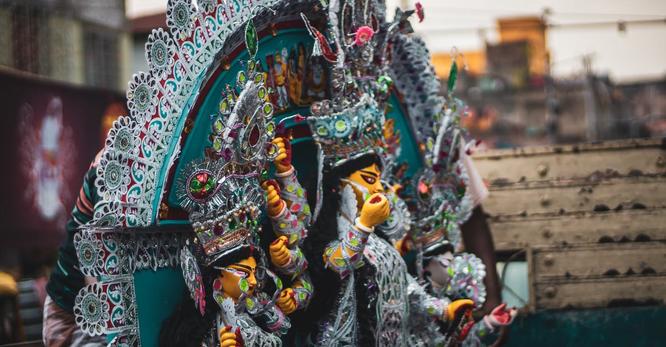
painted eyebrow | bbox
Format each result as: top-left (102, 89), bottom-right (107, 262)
top-left (230, 264), bottom-right (254, 272)
top-left (359, 170), bottom-right (378, 177)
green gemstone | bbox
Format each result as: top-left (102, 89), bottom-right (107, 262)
top-left (299, 292), bottom-right (306, 300)
top-left (276, 278), bottom-right (283, 290)
top-left (229, 219), bottom-right (237, 229)
top-left (190, 178), bottom-right (202, 191)
top-left (214, 119), bottom-right (224, 133)
top-left (317, 126), bottom-right (328, 136)
top-left (248, 60), bottom-right (255, 72)
top-left (237, 70), bottom-right (247, 84)
top-left (204, 177), bottom-right (215, 191)
top-left (448, 60), bottom-right (458, 94)
top-left (219, 100), bottom-right (228, 113)
top-left (266, 122), bottom-right (275, 134)
top-left (213, 137), bottom-right (223, 151)
top-left (263, 103), bottom-right (273, 115)
top-left (245, 297), bottom-right (255, 309)
top-left (258, 87), bottom-right (266, 99)
top-left (335, 120), bottom-right (347, 132)
top-left (254, 73), bottom-right (263, 83)
top-left (239, 278), bottom-right (249, 292)
top-left (245, 19), bottom-right (258, 57)
top-left (303, 281), bottom-right (312, 291)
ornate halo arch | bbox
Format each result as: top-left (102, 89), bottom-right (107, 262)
top-left (74, 1), bottom-right (324, 346)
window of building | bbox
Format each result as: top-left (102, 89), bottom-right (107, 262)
top-left (83, 27), bottom-right (120, 90)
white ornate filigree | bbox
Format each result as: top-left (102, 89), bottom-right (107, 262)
top-left (364, 234), bottom-right (410, 347)
top-left (92, 0), bottom-right (287, 229)
top-left (145, 28), bottom-right (176, 79)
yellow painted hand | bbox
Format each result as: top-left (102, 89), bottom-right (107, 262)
top-left (269, 236), bottom-right (292, 268)
top-left (359, 193), bottom-right (390, 228)
top-left (219, 326), bottom-right (239, 347)
top-left (272, 137), bottom-right (292, 173)
top-left (446, 299), bottom-right (475, 322)
top-left (263, 182), bottom-right (284, 217)
top-left (276, 288), bottom-right (297, 315)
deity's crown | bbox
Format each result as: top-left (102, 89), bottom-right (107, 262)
top-left (306, 94), bottom-right (386, 167)
top-left (175, 63), bottom-right (276, 265)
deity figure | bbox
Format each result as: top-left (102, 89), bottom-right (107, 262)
top-left (288, 44), bottom-right (307, 105)
top-left (297, 94), bottom-right (473, 347)
top-left (160, 67), bottom-right (291, 347)
top-left (272, 51), bottom-right (290, 111)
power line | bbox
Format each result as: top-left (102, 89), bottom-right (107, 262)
top-left (426, 4), bottom-right (666, 19)
top-left (423, 17), bottom-right (666, 35)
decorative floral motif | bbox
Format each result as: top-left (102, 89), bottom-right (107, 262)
top-left (415, 2), bottom-right (425, 23)
top-left (146, 28), bottom-right (176, 78)
top-left (105, 116), bottom-right (138, 157)
top-left (126, 72), bottom-right (157, 124)
top-left (166, 0), bottom-right (196, 39)
top-left (74, 283), bottom-right (110, 336)
top-left (95, 152), bottom-right (130, 202)
top-left (75, 234), bottom-right (104, 277)
top-left (354, 26), bottom-right (375, 46)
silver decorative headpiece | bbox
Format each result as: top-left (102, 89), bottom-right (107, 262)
top-left (175, 66), bottom-right (276, 265)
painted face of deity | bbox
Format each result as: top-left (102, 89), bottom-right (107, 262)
top-left (217, 256), bottom-right (258, 300)
top-left (343, 163), bottom-right (384, 207)
top-left (424, 252), bottom-right (454, 290)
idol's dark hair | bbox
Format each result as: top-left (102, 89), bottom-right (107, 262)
top-left (296, 153), bottom-right (383, 335)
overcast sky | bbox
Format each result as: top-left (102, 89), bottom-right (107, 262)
top-left (126, 0), bottom-right (666, 82)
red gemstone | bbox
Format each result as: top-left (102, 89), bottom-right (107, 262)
top-left (248, 125), bottom-right (260, 146)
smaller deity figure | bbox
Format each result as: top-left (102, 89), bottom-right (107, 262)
top-left (287, 44), bottom-right (307, 106)
top-left (304, 57), bottom-right (327, 101)
top-left (271, 50), bottom-right (290, 111)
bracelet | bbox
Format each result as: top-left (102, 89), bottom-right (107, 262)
top-left (274, 165), bottom-right (294, 178)
top-left (343, 223), bottom-right (370, 253)
top-left (276, 247), bottom-right (307, 277)
top-left (354, 217), bottom-right (373, 233)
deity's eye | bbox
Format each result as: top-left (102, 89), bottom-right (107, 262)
top-left (218, 266), bottom-right (249, 279)
top-left (361, 175), bottom-right (376, 185)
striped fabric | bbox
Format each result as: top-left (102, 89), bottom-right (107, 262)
top-left (45, 152), bottom-right (101, 313)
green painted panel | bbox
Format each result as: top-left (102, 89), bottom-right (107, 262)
top-left (506, 306), bottom-right (666, 347)
top-left (386, 92), bottom-right (424, 178)
top-left (134, 268), bottom-right (188, 347)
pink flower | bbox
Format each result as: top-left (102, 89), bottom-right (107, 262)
top-left (354, 26), bottom-right (375, 46)
top-left (415, 2), bottom-right (425, 23)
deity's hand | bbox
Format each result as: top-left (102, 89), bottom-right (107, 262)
top-left (263, 181), bottom-right (285, 217)
top-left (484, 303), bottom-right (517, 329)
top-left (269, 236), bottom-right (292, 268)
top-left (359, 193), bottom-right (390, 228)
top-left (219, 326), bottom-right (240, 347)
top-left (276, 288), bottom-right (297, 315)
top-left (393, 234), bottom-right (412, 256)
top-left (272, 137), bottom-right (292, 173)
top-left (445, 298), bottom-right (475, 322)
